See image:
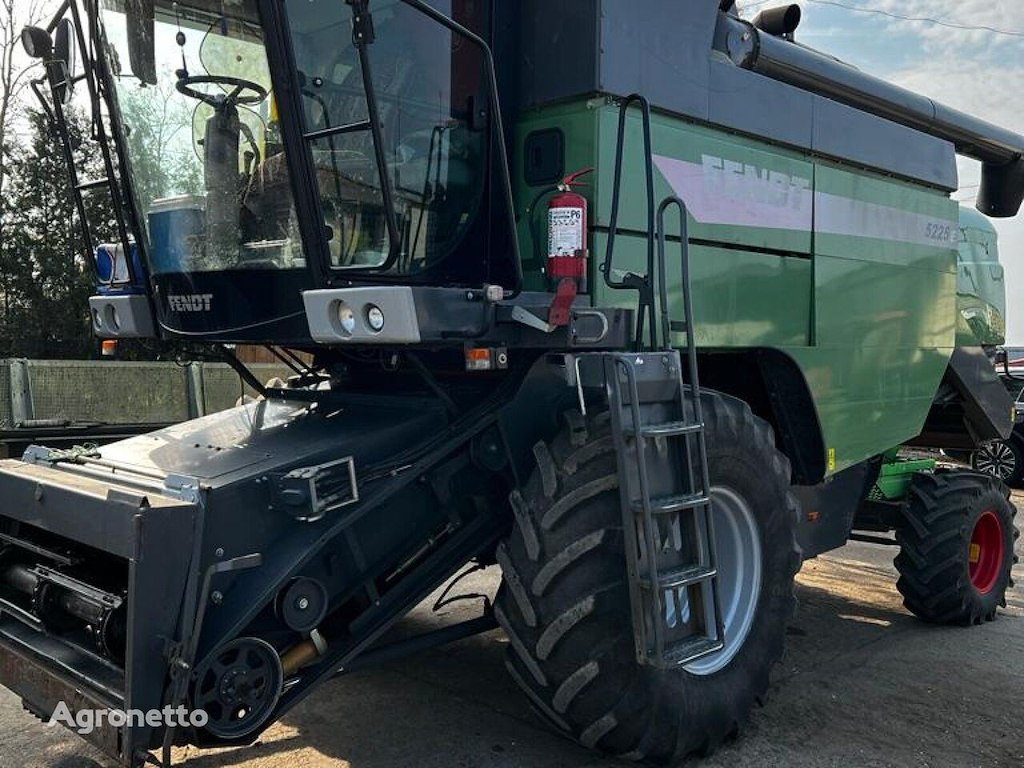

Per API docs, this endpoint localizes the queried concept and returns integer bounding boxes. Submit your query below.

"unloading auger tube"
[717,5,1024,217]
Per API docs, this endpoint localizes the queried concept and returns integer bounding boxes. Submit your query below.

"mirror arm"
[28,77,57,125]
[30,69,98,283]
[45,0,71,33]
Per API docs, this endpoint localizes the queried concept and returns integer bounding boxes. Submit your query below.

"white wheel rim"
[685,485,763,676]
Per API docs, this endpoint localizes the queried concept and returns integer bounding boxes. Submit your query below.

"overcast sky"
[738,0,1024,341]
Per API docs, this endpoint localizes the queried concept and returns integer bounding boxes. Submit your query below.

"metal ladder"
[602,95,724,668]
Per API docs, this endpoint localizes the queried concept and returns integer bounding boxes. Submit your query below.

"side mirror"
[53,19,76,105]
[21,26,52,59]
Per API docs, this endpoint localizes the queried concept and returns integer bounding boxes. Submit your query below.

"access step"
[631,492,709,515]
[76,177,112,191]
[662,636,725,666]
[640,564,716,590]
[622,421,703,439]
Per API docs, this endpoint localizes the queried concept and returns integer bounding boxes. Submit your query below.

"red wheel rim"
[969,510,1005,595]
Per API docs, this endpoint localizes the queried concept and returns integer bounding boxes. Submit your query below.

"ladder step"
[662,636,724,666]
[632,492,709,515]
[641,564,716,590]
[624,421,703,439]
[77,178,111,191]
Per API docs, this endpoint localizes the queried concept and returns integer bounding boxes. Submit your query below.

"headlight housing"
[366,304,385,332]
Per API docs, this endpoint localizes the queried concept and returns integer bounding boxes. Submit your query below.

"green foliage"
[0,84,203,359]
[0,108,98,359]
[117,82,203,210]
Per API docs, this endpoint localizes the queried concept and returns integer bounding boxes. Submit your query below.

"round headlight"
[366,304,385,332]
[337,302,356,335]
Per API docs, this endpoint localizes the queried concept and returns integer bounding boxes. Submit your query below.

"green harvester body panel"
[515,99,967,477]
[956,206,1006,347]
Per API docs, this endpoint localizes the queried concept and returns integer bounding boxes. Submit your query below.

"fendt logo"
[167,294,213,313]
[702,154,811,211]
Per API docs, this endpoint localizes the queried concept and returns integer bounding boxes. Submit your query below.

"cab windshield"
[283,0,488,274]
[99,0,302,274]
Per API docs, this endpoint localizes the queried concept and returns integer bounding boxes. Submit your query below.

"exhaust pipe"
[752,4,802,38]
[718,12,1024,217]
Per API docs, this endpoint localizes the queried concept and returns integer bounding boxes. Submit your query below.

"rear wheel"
[895,471,1018,625]
[495,392,801,763]
[971,439,1024,487]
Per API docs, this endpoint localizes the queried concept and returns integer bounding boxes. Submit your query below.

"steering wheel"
[176,74,268,107]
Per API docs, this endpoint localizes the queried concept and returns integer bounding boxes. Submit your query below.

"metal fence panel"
[202,363,294,413]
[0,361,10,428]
[1,360,295,426]
[24,360,191,424]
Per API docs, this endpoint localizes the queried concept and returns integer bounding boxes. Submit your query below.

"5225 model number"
[925,222,954,242]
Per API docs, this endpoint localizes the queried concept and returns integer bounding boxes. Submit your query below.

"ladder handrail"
[612,356,669,657]
[655,196,687,354]
[602,94,657,350]
[655,197,725,645]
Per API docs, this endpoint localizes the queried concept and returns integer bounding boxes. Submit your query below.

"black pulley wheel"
[276,577,328,633]
[191,637,283,739]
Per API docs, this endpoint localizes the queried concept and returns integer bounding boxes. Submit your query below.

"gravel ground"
[2,492,1022,768]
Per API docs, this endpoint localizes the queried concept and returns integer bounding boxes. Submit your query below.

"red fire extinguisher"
[547,168,594,293]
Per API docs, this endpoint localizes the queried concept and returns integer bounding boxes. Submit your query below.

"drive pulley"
[191,637,284,739]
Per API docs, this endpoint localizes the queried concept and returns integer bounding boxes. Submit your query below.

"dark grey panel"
[812,97,958,191]
[99,396,447,486]
[518,0,600,109]
[511,1,974,192]
[0,460,192,558]
[707,60,814,149]
[793,459,877,559]
[948,346,1014,442]
[597,0,715,122]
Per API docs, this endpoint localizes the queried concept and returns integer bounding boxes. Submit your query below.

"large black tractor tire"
[895,471,1019,625]
[495,392,801,763]
[971,437,1024,488]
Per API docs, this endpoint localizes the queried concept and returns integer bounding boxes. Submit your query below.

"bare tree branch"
[0,0,50,197]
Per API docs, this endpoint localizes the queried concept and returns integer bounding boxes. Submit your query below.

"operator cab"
[73,0,512,343]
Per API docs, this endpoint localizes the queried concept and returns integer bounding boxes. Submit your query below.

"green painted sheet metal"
[590,107,814,256]
[591,232,811,347]
[956,206,1005,347]
[513,98,968,477]
[873,453,937,501]
[802,163,958,471]
[514,102,601,292]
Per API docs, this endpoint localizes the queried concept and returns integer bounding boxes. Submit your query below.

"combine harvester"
[3,0,1022,764]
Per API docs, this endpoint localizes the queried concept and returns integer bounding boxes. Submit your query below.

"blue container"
[95,241,146,294]
[147,195,206,275]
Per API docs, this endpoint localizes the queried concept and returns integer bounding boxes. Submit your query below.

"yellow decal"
[827,448,837,472]
[969,542,981,564]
